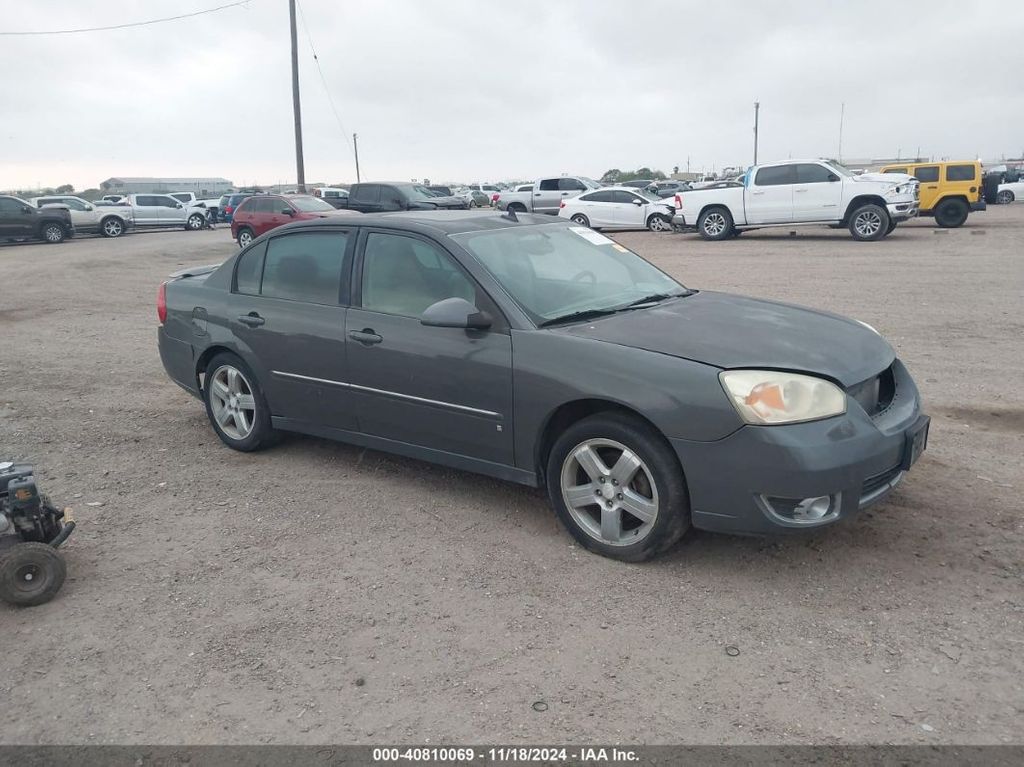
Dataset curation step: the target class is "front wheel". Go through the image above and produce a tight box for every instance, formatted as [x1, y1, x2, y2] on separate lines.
[187, 213, 206, 230]
[546, 413, 690, 562]
[647, 213, 672, 232]
[100, 216, 125, 238]
[885, 219, 898, 235]
[848, 204, 890, 241]
[0, 542, 67, 607]
[41, 223, 66, 243]
[934, 198, 968, 228]
[697, 207, 734, 240]
[996, 189, 1014, 204]
[203, 353, 277, 452]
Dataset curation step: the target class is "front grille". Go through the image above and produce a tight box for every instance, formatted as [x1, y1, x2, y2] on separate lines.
[862, 465, 902, 497]
[848, 365, 896, 417]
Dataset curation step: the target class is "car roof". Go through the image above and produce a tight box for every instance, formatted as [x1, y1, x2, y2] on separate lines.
[270, 210, 565, 236]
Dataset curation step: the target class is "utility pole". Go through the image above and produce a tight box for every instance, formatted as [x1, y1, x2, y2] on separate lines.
[753, 101, 760, 165]
[353, 133, 361, 182]
[288, 0, 306, 193]
[838, 102, 845, 162]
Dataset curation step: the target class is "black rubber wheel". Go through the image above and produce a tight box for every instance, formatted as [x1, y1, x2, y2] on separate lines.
[847, 203, 890, 241]
[697, 206, 734, 240]
[100, 216, 125, 238]
[236, 227, 255, 248]
[203, 352, 277, 452]
[41, 222, 66, 244]
[0, 542, 67, 607]
[934, 198, 969, 228]
[646, 213, 672, 232]
[996, 190, 1014, 204]
[570, 214, 590, 228]
[885, 219, 898, 235]
[545, 412, 690, 562]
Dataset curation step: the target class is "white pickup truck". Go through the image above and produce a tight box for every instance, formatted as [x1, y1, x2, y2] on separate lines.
[495, 176, 600, 215]
[673, 159, 919, 241]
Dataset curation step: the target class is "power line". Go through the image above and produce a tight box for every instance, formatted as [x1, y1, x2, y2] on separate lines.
[0, 1, 251, 36]
[295, 0, 359, 173]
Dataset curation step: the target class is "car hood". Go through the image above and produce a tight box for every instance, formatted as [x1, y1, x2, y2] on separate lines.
[299, 209, 360, 219]
[853, 172, 913, 186]
[557, 291, 894, 387]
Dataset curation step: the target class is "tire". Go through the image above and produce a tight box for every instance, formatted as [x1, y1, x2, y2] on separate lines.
[570, 214, 590, 228]
[203, 352, 276, 452]
[236, 227, 255, 248]
[0, 542, 67, 607]
[996, 189, 1014, 204]
[546, 412, 690, 562]
[41, 222, 65, 244]
[187, 213, 206, 231]
[934, 198, 968, 228]
[697, 207, 734, 240]
[100, 216, 124, 238]
[885, 219, 898, 235]
[646, 213, 672, 232]
[847, 203, 890, 241]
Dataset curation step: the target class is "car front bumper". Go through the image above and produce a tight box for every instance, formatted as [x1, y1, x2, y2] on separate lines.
[886, 201, 919, 222]
[671, 359, 927, 535]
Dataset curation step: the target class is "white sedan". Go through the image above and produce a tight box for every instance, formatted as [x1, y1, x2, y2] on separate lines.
[996, 179, 1024, 204]
[558, 186, 675, 232]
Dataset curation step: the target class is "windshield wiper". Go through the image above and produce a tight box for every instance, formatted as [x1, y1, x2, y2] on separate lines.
[538, 308, 623, 327]
[622, 290, 692, 308]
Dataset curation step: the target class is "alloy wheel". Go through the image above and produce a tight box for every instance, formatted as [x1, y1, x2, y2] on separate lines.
[560, 438, 659, 546]
[703, 213, 726, 237]
[238, 231, 253, 248]
[209, 365, 257, 440]
[854, 210, 882, 237]
[44, 225, 63, 242]
[103, 219, 123, 237]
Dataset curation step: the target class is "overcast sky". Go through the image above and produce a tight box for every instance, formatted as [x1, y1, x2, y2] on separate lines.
[3, 0, 1023, 191]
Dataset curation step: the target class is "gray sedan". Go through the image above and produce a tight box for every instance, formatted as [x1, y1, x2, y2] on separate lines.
[157, 211, 929, 561]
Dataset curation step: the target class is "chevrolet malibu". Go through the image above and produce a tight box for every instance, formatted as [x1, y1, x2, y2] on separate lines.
[157, 211, 929, 561]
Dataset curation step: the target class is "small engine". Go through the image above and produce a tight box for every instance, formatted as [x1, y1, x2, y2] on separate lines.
[0, 461, 75, 606]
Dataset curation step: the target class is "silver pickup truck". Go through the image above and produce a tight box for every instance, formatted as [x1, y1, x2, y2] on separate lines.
[495, 176, 600, 215]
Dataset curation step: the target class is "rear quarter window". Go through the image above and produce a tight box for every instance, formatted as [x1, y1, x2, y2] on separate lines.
[913, 167, 940, 183]
[234, 242, 266, 295]
[946, 164, 976, 182]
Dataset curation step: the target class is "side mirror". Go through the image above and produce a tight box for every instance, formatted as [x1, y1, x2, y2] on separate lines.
[175, 203, 183, 208]
[21, 207, 33, 214]
[828, 174, 839, 182]
[282, 208, 295, 216]
[85, 204, 94, 211]
[632, 199, 644, 205]
[421, 297, 492, 330]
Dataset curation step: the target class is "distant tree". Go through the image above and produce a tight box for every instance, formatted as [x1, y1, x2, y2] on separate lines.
[56, 184, 75, 194]
[601, 168, 622, 183]
[79, 188, 102, 201]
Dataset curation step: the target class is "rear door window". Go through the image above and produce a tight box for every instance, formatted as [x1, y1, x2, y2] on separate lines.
[913, 166, 940, 183]
[260, 231, 350, 305]
[946, 164, 976, 182]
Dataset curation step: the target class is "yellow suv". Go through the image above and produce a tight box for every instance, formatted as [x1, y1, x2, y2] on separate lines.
[878, 161, 985, 227]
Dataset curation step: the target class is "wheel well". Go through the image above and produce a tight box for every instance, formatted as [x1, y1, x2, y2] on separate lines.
[935, 195, 969, 208]
[534, 399, 667, 484]
[697, 203, 731, 223]
[841, 195, 888, 223]
[507, 202, 527, 212]
[194, 345, 234, 391]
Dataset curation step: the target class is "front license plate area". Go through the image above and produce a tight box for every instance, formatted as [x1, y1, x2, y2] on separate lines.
[901, 415, 930, 471]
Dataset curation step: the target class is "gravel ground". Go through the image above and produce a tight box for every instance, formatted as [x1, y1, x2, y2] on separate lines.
[1, 208, 1022, 745]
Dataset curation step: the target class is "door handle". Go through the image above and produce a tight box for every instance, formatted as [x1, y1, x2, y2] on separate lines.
[237, 312, 265, 327]
[349, 329, 383, 345]
[794, 188, 808, 193]
[751, 190, 765, 195]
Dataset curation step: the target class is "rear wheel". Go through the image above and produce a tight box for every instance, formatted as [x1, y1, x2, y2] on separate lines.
[546, 412, 690, 562]
[697, 207, 733, 240]
[0, 543, 66, 607]
[647, 213, 672, 232]
[100, 216, 125, 238]
[41, 223, 65, 243]
[848, 203, 889, 241]
[996, 189, 1014, 204]
[570, 213, 591, 228]
[934, 198, 968, 228]
[237, 227, 255, 248]
[203, 353, 277, 452]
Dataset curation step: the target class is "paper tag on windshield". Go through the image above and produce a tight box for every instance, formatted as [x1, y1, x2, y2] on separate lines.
[569, 227, 615, 246]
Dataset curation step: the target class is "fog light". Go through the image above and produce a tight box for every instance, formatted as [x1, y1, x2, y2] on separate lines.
[760, 493, 841, 526]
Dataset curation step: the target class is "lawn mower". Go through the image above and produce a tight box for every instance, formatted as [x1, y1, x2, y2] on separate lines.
[0, 461, 75, 607]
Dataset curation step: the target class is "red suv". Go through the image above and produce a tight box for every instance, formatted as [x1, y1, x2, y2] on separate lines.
[231, 194, 358, 247]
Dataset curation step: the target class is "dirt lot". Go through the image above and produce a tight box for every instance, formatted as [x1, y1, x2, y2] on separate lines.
[1, 208, 1022, 746]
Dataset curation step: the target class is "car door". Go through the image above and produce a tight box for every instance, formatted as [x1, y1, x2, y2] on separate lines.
[610, 190, 648, 228]
[257, 197, 291, 235]
[345, 229, 514, 464]
[533, 178, 565, 215]
[792, 163, 844, 221]
[747, 165, 795, 224]
[224, 228, 358, 430]
[349, 184, 381, 213]
[571, 190, 609, 227]
[132, 195, 159, 225]
[0, 197, 34, 237]
[912, 166, 941, 211]
[154, 195, 186, 225]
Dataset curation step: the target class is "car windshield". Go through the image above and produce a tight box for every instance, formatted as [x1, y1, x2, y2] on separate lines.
[399, 184, 438, 201]
[288, 195, 335, 212]
[451, 224, 688, 326]
[824, 160, 854, 178]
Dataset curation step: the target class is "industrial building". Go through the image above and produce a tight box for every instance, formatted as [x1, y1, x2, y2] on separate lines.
[99, 177, 234, 195]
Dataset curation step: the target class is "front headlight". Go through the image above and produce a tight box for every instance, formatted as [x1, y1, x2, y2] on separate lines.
[719, 370, 846, 425]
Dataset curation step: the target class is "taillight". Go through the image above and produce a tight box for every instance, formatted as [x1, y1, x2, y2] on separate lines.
[559, 201, 566, 208]
[674, 193, 682, 207]
[225, 206, 234, 214]
[157, 281, 167, 324]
